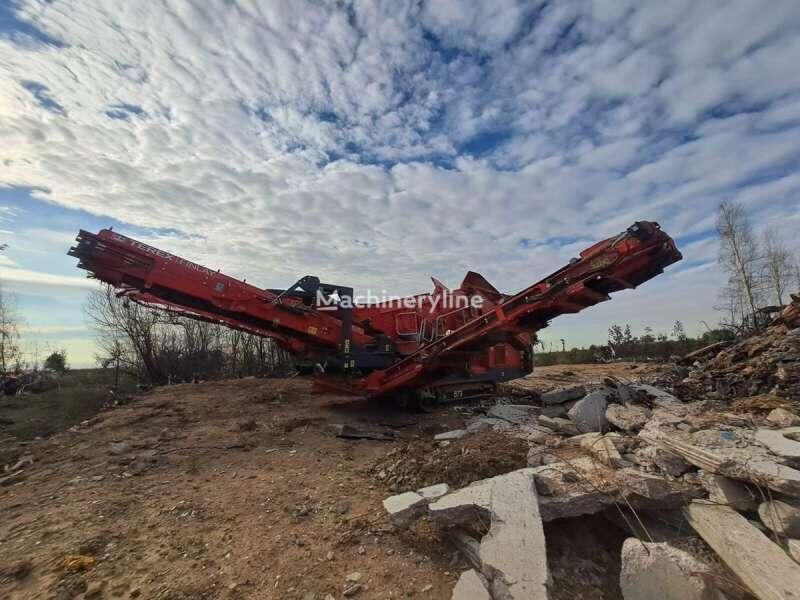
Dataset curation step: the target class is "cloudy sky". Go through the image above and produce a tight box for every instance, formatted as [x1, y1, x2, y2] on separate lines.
[1, 0, 799, 367]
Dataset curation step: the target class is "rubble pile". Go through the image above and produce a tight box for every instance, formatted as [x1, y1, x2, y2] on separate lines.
[378, 305, 800, 598]
[675, 293, 800, 402]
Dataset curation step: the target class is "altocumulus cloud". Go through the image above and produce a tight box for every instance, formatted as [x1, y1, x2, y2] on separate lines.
[1, 0, 800, 347]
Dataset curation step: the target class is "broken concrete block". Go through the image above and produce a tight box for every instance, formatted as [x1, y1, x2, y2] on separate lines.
[527, 445, 549, 467]
[449, 529, 482, 571]
[618, 468, 700, 507]
[685, 501, 800, 600]
[466, 417, 510, 434]
[539, 401, 576, 418]
[629, 384, 681, 407]
[487, 404, 539, 425]
[529, 457, 699, 521]
[654, 436, 800, 497]
[519, 425, 556, 444]
[606, 404, 651, 432]
[567, 391, 609, 433]
[620, 538, 722, 600]
[537, 415, 580, 436]
[759, 499, 800, 537]
[700, 473, 758, 511]
[429, 469, 550, 599]
[417, 483, 449, 501]
[383, 491, 427, 528]
[577, 433, 625, 468]
[634, 445, 692, 477]
[755, 427, 800, 459]
[767, 408, 800, 428]
[451, 569, 491, 600]
[782, 538, 800, 564]
[540, 385, 585, 406]
[435, 429, 468, 441]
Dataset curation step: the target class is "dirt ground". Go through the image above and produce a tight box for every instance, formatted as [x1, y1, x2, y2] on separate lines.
[0, 363, 659, 600]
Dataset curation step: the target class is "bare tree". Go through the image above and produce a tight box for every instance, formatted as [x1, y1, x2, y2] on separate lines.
[85, 285, 165, 382]
[85, 284, 292, 383]
[762, 229, 793, 306]
[794, 252, 800, 293]
[0, 284, 21, 372]
[716, 201, 763, 330]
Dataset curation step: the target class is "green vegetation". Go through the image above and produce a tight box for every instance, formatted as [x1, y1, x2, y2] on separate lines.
[0, 368, 137, 440]
[43, 349, 68, 373]
[535, 321, 734, 366]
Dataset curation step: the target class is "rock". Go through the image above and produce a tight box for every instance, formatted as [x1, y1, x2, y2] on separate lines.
[109, 441, 132, 455]
[333, 424, 393, 440]
[619, 538, 723, 600]
[343, 583, 361, 596]
[383, 491, 427, 528]
[767, 408, 800, 428]
[606, 404, 651, 432]
[435, 429, 468, 441]
[487, 404, 539, 425]
[540, 386, 586, 406]
[755, 427, 800, 459]
[451, 569, 491, 600]
[759, 499, 800, 537]
[700, 473, 758, 511]
[417, 483, 449, 501]
[429, 469, 550, 599]
[466, 418, 510, 434]
[567, 391, 609, 433]
[9, 454, 34, 471]
[346, 572, 363, 583]
[537, 416, 580, 436]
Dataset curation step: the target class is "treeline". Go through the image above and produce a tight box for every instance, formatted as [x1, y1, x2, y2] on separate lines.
[535, 321, 733, 366]
[85, 286, 294, 385]
[717, 200, 800, 334]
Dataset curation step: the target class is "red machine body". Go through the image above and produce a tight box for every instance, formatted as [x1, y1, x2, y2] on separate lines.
[69, 221, 681, 404]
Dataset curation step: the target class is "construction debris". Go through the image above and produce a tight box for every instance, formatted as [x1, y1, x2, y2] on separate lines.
[486, 404, 539, 425]
[675, 293, 800, 401]
[685, 501, 800, 600]
[566, 390, 610, 433]
[382, 491, 428, 528]
[429, 468, 550, 600]
[619, 538, 724, 600]
[435, 429, 468, 441]
[755, 426, 800, 459]
[539, 385, 585, 406]
[758, 499, 800, 537]
[606, 404, 651, 432]
[700, 472, 758, 511]
[766, 408, 800, 428]
[451, 569, 491, 600]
